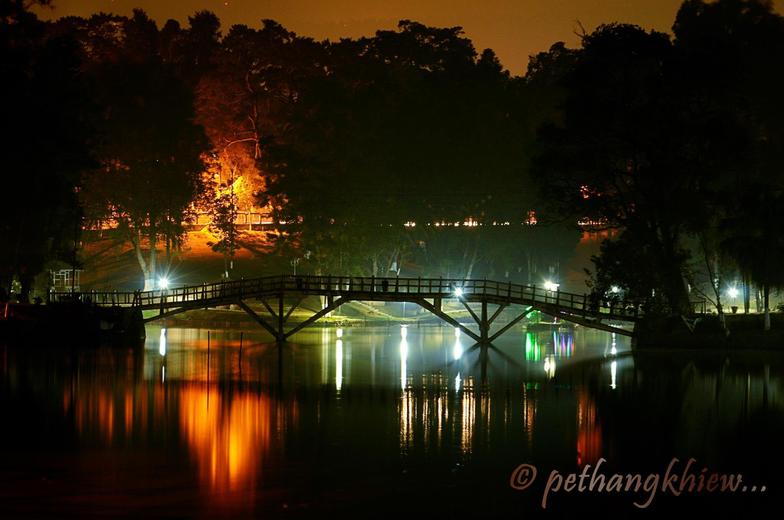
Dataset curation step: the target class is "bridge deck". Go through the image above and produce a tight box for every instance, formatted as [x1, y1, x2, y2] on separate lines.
[50, 275, 640, 324]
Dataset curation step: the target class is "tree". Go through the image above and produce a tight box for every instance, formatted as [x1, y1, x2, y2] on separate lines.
[83, 59, 208, 290]
[262, 20, 536, 277]
[534, 23, 743, 315]
[674, 0, 784, 328]
[0, 0, 94, 300]
[203, 172, 240, 279]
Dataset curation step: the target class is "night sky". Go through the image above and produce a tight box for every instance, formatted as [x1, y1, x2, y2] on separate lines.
[36, 0, 784, 75]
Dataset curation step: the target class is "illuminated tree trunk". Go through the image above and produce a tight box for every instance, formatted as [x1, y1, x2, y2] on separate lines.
[148, 232, 157, 291]
[133, 227, 158, 291]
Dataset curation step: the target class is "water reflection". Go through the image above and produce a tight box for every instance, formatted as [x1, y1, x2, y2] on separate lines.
[159, 327, 167, 357]
[453, 327, 463, 360]
[179, 386, 283, 507]
[2, 325, 783, 516]
[576, 390, 602, 466]
[336, 335, 343, 392]
[400, 326, 408, 391]
[544, 355, 556, 379]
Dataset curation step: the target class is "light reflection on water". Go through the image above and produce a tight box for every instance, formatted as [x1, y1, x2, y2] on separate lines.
[2, 324, 784, 515]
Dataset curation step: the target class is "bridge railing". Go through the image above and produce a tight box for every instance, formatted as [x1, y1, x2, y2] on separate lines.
[49, 275, 642, 320]
[48, 290, 138, 306]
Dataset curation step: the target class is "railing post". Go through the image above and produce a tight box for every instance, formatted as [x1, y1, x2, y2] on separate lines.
[582, 294, 588, 318]
[555, 289, 560, 307]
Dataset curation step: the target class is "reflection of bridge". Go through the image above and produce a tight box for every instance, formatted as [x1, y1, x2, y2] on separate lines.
[50, 275, 639, 343]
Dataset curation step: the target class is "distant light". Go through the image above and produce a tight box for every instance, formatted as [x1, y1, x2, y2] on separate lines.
[610, 285, 621, 294]
[400, 325, 407, 339]
[544, 280, 559, 292]
[158, 277, 169, 290]
[336, 327, 343, 338]
[727, 287, 739, 299]
[454, 287, 464, 298]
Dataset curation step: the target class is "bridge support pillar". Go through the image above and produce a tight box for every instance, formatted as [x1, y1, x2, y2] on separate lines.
[479, 301, 489, 343]
[277, 293, 285, 343]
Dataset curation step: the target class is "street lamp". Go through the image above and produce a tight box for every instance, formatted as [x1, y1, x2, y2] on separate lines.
[727, 286, 740, 314]
[454, 287, 464, 298]
[544, 280, 559, 292]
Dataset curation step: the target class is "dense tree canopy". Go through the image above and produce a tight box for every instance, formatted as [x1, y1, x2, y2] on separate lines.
[5, 0, 784, 317]
[534, 0, 784, 322]
[0, 0, 94, 300]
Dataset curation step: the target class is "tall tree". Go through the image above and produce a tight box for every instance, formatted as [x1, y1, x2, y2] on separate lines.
[55, 10, 212, 290]
[675, 0, 784, 328]
[534, 23, 741, 314]
[83, 60, 208, 290]
[0, 0, 94, 300]
[262, 21, 536, 277]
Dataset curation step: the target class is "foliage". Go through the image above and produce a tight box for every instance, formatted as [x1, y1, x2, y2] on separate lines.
[0, 1, 94, 300]
[74, 13, 209, 290]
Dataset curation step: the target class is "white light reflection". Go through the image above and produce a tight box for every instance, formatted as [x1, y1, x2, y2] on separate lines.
[321, 328, 330, 385]
[611, 332, 617, 356]
[453, 328, 463, 360]
[455, 372, 462, 393]
[610, 360, 617, 390]
[400, 335, 408, 391]
[161, 365, 166, 383]
[159, 328, 167, 356]
[544, 355, 556, 379]
[336, 338, 343, 391]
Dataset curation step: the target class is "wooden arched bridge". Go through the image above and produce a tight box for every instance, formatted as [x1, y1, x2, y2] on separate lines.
[49, 275, 640, 343]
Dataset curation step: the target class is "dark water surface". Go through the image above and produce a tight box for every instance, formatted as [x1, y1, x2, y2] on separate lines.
[1, 324, 783, 518]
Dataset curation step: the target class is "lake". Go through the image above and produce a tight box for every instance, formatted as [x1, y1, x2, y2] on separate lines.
[1, 324, 782, 517]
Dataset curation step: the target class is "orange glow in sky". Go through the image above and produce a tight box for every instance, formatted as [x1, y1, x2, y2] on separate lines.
[37, 0, 782, 75]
